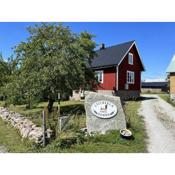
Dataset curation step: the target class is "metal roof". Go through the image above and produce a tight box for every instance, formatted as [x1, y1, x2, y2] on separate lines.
[166, 55, 175, 73]
[142, 81, 168, 88]
[91, 40, 135, 68]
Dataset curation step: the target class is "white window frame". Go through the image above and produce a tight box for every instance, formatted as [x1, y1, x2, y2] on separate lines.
[128, 52, 133, 65]
[95, 70, 104, 83]
[127, 71, 135, 84]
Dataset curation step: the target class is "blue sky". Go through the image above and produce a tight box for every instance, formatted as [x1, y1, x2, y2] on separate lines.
[0, 22, 175, 80]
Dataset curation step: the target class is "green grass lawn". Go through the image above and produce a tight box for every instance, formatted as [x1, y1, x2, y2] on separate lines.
[0, 100, 147, 153]
[42, 100, 147, 153]
[0, 101, 5, 107]
[0, 100, 84, 127]
[159, 94, 175, 107]
[0, 118, 39, 153]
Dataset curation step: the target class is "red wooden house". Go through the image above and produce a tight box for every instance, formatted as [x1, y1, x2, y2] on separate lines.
[91, 40, 145, 99]
[72, 40, 145, 100]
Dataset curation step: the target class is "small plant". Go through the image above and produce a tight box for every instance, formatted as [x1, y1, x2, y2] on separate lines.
[126, 115, 131, 128]
[58, 137, 77, 149]
[76, 132, 86, 144]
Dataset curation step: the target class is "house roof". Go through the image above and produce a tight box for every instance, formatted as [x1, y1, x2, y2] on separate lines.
[142, 81, 168, 88]
[166, 55, 175, 73]
[91, 40, 137, 69]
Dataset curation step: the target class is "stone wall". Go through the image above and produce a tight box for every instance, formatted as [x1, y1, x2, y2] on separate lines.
[0, 107, 52, 144]
[97, 90, 140, 100]
[71, 90, 116, 100]
[96, 90, 114, 96]
[70, 90, 81, 101]
[71, 89, 140, 101]
[116, 90, 140, 100]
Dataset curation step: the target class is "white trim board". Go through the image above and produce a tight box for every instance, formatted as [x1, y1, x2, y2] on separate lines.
[116, 65, 119, 90]
[95, 70, 104, 83]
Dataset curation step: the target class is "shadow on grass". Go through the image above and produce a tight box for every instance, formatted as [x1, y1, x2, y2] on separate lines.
[124, 96, 157, 102]
[61, 104, 85, 115]
[137, 96, 157, 101]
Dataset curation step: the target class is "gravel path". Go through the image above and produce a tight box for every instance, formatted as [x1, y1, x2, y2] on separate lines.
[139, 94, 175, 153]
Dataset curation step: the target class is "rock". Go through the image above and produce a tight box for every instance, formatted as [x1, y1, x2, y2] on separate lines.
[85, 91, 126, 134]
[46, 129, 53, 138]
[21, 126, 32, 138]
[80, 127, 87, 132]
[59, 116, 69, 131]
[0, 146, 7, 153]
[0, 107, 52, 144]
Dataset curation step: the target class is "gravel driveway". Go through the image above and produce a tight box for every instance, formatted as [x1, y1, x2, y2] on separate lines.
[139, 94, 175, 153]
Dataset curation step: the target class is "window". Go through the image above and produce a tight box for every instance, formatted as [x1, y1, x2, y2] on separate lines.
[95, 70, 104, 83]
[127, 71, 135, 84]
[128, 53, 133, 65]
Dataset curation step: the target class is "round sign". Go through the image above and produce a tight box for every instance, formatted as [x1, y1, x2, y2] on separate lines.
[91, 100, 118, 119]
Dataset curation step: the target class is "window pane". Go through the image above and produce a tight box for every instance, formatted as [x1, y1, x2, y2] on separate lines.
[127, 71, 134, 84]
[99, 72, 102, 81]
[128, 53, 133, 64]
[95, 71, 103, 83]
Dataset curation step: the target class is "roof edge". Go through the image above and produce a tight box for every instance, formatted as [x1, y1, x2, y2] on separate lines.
[118, 41, 145, 71]
[92, 64, 117, 70]
[95, 40, 135, 52]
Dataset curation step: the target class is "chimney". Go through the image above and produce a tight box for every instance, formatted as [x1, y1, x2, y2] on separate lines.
[100, 43, 105, 50]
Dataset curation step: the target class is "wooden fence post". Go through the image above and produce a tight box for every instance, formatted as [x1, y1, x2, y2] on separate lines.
[59, 117, 62, 132]
[58, 93, 61, 133]
[42, 110, 46, 147]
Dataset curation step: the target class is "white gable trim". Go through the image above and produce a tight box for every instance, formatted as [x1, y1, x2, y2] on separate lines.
[116, 65, 119, 90]
[134, 43, 146, 71]
[117, 41, 145, 71]
[117, 42, 135, 66]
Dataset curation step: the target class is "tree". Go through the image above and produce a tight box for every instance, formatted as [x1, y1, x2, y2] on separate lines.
[0, 54, 16, 100]
[9, 23, 97, 111]
[0, 55, 20, 103]
[0, 54, 8, 86]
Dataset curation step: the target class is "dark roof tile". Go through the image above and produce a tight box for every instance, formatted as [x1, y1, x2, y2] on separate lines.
[91, 40, 135, 68]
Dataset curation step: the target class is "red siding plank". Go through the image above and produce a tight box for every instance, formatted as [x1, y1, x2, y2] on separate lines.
[118, 45, 142, 91]
[95, 67, 116, 90]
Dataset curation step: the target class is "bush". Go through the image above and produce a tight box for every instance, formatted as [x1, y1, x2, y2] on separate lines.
[58, 137, 77, 149]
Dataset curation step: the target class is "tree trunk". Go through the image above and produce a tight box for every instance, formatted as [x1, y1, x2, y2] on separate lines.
[47, 98, 54, 113]
[27, 95, 32, 109]
[28, 99, 32, 109]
